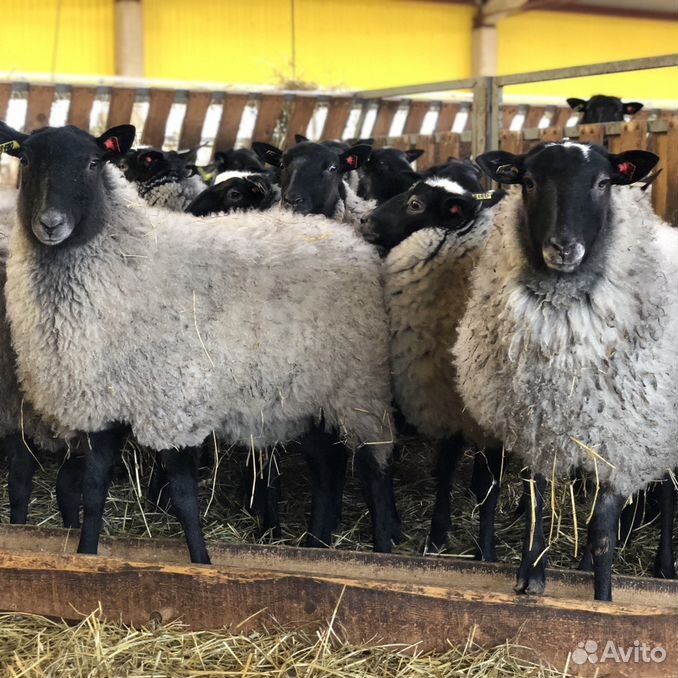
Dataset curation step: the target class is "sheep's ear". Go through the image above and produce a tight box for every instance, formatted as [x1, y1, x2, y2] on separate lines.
[0, 121, 27, 157]
[252, 142, 283, 167]
[185, 185, 222, 217]
[406, 149, 424, 162]
[609, 150, 658, 185]
[443, 194, 475, 224]
[400, 169, 421, 184]
[472, 189, 506, 208]
[357, 137, 374, 146]
[294, 134, 309, 144]
[138, 149, 164, 166]
[245, 174, 270, 195]
[623, 101, 643, 115]
[339, 144, 371, 172]
[476, 150, 524, 184]
[97, 125, 135, 158]
[567, 97, 587, 112]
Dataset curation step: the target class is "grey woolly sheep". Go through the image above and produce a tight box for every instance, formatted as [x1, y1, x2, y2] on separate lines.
[364, 175, 505, 559]
[454, 142, 676, 600]
[2, 123, 397, 565]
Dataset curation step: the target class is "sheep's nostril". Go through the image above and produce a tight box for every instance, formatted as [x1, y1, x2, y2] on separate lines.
[284, 195, 304, 208]
[39, 215, 64, 234]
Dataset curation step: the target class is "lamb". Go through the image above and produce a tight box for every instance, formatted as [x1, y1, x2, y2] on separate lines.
[253, 140, 375, 225]
[120, 146, 205, 211]
[214, 147, 267, 173]
[1, 122, 398, 564]
[186, 172, 279, 216]
[362, 171, 505, 559]
[566, 95, 643, 123]
[358, 147, 423, 204]
[454, 141, 676, 600]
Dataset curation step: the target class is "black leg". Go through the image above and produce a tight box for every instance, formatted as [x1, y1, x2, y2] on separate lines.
[329, 444, 349, 533]
[356, 446, 399, 553]
[429, 433, 464, 549]
[577, 543, 594, 572]
[515, 472, 547, 595]
[56, 451, 84, 528]
[588, 488, 625, 601]
[159, 447, 210, 564]
[78, 426, 127, 555]
[5, 433, 36, 525]
[472, 444, 502, 562]
[654, 476, 676, 579]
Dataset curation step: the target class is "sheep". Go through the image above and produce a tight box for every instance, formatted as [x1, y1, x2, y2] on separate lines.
[361, 171, 506, 558]
[120, 146, 205, 211]
[358, 147, 423, 204]
[252, 140, 375, 225]
[214, 148, 267, 173]
[454, 141, 675, 600]
[1, 122, 398, 564]
[186, 172, 279, 216]
[566, 95, 643, 124]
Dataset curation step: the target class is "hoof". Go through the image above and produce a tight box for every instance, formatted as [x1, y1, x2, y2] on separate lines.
[515, 560, 546, 595]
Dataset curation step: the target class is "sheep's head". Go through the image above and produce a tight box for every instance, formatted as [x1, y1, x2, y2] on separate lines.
[477, 143, 658, 274]
[120, 147, 196, 184]
[253, 140, 370, 217]
[186, 174, 275, 216]
[567, 95, 643, 124]
[363, 177, 504, 253]
[359, 147, 423, 204]
[214, 148, 266, 173]
[0, 122, 135, 247]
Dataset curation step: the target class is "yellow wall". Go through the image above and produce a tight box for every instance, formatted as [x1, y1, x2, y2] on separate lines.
[143, 0, 474, 89]
[0, 0, 114, 76]
[498, 11, 678, 102]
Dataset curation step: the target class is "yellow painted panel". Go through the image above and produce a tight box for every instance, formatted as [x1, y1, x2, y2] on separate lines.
[0, 0, 114, 76]
[498, 11, 678, 103]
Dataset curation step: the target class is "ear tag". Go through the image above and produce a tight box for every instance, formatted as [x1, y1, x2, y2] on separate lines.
[626, 105, 635, 113]
[0, 140, 20, 154]
[144, 155, 154, 164]
[618, 161, 636, 180]
[251, 185, 262, 194]
[575, 104, 585, 112]
[345, 154, 357, 168]
[450, 205, 461, 215]
[103, 136, 121, 153]
[472, 191, 494, 201]
[496, 163, 519, 177]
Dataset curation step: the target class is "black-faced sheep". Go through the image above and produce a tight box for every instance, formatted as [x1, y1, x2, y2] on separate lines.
[566, 95, 643, 124]
[186, 172, 278, 217]
[358, 147, 423, 204]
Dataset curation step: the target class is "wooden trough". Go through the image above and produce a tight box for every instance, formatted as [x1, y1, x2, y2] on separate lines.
[0, 525, 675, 677]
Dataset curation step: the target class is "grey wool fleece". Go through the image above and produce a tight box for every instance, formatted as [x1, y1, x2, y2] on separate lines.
[454, 187, 678, 497]
[6, 167, 394, 464]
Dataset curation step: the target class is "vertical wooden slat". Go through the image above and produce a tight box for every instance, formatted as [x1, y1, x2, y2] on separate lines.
[554, 107, 574, 127]
[577, 124, 605, 145]
[179, 91, 212, 149]
[251, 94, 284, 144]
[106, 88, 136, 128]
[607, 120, 647, 154]
[540, 126, 565, 144]
[141, 89, 176, 147]
[499, 130, 525, 155]
[67, 86, 97, 131]
[412, 134, 435, 169]
[213, 93, 249, 153]
[25, 85, 55, 132]
[0, 83, 13, 122]
[501, 105, 519, 130]
[284, 96, 317, 146]
[403, 101, 430, 135]
[524, 106, 546, 129]
[371, 100, 400, 137]
[321, 96, 353, 140]
[649, 117, 678, 227]
[435, 103, 460, 133]
[436, 132, 461, 162]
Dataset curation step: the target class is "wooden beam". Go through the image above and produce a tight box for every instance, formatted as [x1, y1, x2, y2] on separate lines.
[25, 84, 55, 132]
[321, 96, 353, 140]
[141, 89, 175, 147]
[179, 91, 212, 150]
[251, 94, 284, 144]
[67, 86, 97, 131]
[284, 95, 317, 146]
[0, 83, 12, 122]
[213, 93, 249, 153]
[402, 101, 431, 135]
[106, 87, 136, 128]
[371, 100, 400, 137]
[436, 102, 460, 133]
[0, 526, 676, 677]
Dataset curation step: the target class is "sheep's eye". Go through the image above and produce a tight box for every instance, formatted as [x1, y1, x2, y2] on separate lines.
[227, 189, 242, 201]
[327, 165, 337, 174]
[408, 197, 424, 212]
[597, 178, 610, 190]
[89, 159, 99, 170]
[523, 177, 536, 191]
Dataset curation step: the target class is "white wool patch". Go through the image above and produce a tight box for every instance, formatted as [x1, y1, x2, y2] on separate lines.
[546, 141, 591, 159]
[214, 170, 256, 185]
[424, 177, 466, 195]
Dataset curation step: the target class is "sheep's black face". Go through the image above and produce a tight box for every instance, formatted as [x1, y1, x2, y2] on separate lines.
[567, 95, 643, 124]
[120, 147, 196, 184]
[422, 160, 483, 194]
[0, 122, 135, 247]
[215, 149, 265, 173]
[477, 143, 658, 275]
[186, 175, 275, 217]
[358, 148, 423, 204]
[365, 179, 499, 253]
[253, 141, 371, 218]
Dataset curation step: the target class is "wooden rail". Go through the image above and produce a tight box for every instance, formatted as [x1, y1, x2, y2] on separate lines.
[0, 525, 675, 678]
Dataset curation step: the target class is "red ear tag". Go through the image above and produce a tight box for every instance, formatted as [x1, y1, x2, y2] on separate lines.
[450, 205, 461, 215]
[346, 154, 357, 168]
[144, 155, 154, 164]
[618, 161, 636, 179]
[626, 105, 635, 113]
[103, 136, 121, 153]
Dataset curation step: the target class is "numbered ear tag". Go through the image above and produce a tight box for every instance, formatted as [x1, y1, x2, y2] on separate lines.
[472, 191, 494, 201]
[496, 164, 520, 177]
[0, 140, 21, 154]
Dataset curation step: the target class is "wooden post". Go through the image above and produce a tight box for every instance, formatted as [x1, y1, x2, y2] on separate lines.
[115, 0, 144, 78]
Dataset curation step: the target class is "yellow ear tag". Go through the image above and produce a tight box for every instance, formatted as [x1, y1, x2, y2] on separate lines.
[472, 191, 495, 201]
[496, 164, 519, 176]
[0, 140, 20, 154]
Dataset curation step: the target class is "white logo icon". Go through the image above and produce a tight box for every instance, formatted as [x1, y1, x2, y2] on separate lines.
[571, 640, 667, 665]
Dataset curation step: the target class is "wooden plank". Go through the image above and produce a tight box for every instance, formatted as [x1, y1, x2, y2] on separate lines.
[321, 96, 353, 140]
[371, 99, 400, 137]
[500, 130, 525, 155]
[106, 87, 136, 128]
[607, 120, 647, 154]
[141, 89, 176, 147]
[661, 118, 678, 227]
[66, 86, 97, 131]
[554, 106, 574, 127]
[213, 93, 249, 153]
[0, 527, 676, 678]
[179, 91, 212, 149]
[0, 83, 13, 122]
[501, 105, 519, 130]
[411, 135, 434, 169]
[436, 131, 461, 162]
[24, 84, 55, 132]
[540, 126, 565, 144]
[402, 101, 430, 135]
[435, 102, 459, 133]
[578, 123, 605, 145]
[283, 95, 317, 146]
[524, 105, 546, 129]
[251, 94, 284, 144]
